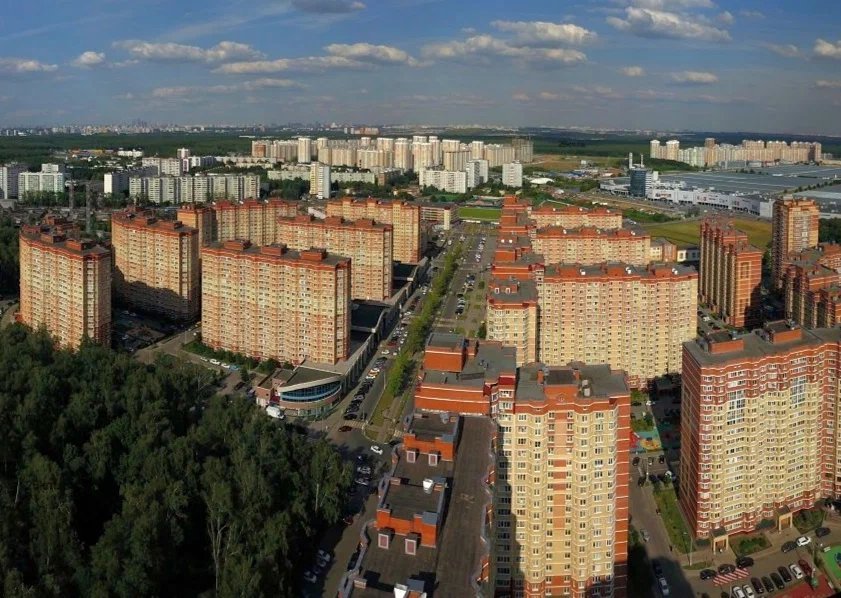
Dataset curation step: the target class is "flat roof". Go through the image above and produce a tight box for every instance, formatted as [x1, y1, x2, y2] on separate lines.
[488, 279, 537, 302]
[352, 301, 389, 331]
[685, 325, 841, 365]
[423, 341, 516, 387]
[407, 412, 459, 442]
[516, 363, 628, 402]
[427, 332, 465, 352]
[383, 480, 444, 522]
[351, 527, 438, 598]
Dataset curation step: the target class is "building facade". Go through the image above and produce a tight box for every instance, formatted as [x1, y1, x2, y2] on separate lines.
[201, 241, 350, 364]
[276, 214, 393, 301]
[486, 278, 538, 367]
[772, 197, 820, 289]
[529, 205, 623, 230]
[325, 197, 423, 263]
[502, 161, 523, 188]
[18, 217, 111, 349]
[309, 162, 331, 199]
[532, 227, 651, 267]
[111, 209, 200, 320]
[0, 163, 28, 199]
[699, 219, 763, 329]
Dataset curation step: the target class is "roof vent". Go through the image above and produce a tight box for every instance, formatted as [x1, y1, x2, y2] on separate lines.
[422, 479, 434, 494]
[580, 269, 586, 276]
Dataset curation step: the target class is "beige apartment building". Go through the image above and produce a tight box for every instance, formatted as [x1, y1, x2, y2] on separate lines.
[680, 322, 841, 546]
[486, 278, 538, 367]
[201, 240, 350, 364]
[18, 217, 111, 350]
[495, 363, 630, 598]
[325, 197, 423, 263]
[111, 209, 200, 320]
[699, 219, 763, 329]
[276, 214, 393, 301]
[772, 197, 820, 288]
[532, 227, 651, 267]
[537, 263, 697, 387]
[177, 199, 300, 247]
[528, 205, 623, 230]
[176, 204, 216, 246]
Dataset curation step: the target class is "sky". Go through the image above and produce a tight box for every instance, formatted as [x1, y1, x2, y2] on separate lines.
[2, 0, 841, 133]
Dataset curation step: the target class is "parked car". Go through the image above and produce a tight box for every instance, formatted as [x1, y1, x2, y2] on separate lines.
[658, 454, 665, 463]
[750, 577, 764, 595]
[789, 563, 804, 580]
[209, 358, 221, 365]
[718, 564, 736, 575]
[266, 405, 285, 419]
[770, 573, 785, 590]
[317, 549, 332, 565]
[657, 577, 669, 596]
[370, 445, 383, 455]
[781, 541, 797, 553]
[796, 535, 811, 547]
[736, 556, 754, 569]
[632, 457, 640, 466]
[652, 560, 663, 578]
[699, 569, 716, 581]
[343, 414, 358, 421]
[303, 570, 318, 584]
[640, 529, 650, 542]
[816, 526, 831, 538]
[354, 477, 370, 486]
[357, 465, 372, 475]
[731, 587, 745, 598]
[798, 559, 813, 577]
[761, 576, 774, 593]
[742, 585, 755, 598]
[777, 566, 792, 583]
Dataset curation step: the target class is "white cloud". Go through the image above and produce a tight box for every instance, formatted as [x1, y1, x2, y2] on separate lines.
[115, 40, 264, 63]
[512, 92, 531, 102]
[422, 34, 586, 65]
[631, 0, 715, 8]
[814, 39, 841, 60]
[764, 43, 801, 58]
[670, 70, 718, 84]
[152, 78, 304, 98]
[290, 0, 365, 13]
[71, 51, 106, 68]
[323, 43, 420, 66]
[490, 20, 597, 45]
[717, 11, 734, 25]
[816, 80, 841, 89]
[538, 91, 567, 100]
[620, 65, 645, 77]
[607, 7, 731, 42]
[0, 57, 58, 73]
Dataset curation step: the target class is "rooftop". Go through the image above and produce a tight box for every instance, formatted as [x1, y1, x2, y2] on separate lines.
[381, 477, 446, 522]
[543, 261, 696, 280]
[406, 412, 459, 443]
[427, 332, 465, 352]
[516, 363, 629, 403]
[423, 341, 516, 388]
[487, 279, 537, 303]
[686, 324, 841, 365]
[203, 241, 350, 266]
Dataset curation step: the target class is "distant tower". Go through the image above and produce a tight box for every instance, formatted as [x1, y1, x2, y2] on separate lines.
[628, 152, 633, 169]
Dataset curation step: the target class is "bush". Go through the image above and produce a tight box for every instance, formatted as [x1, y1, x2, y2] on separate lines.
[794, 508, 825, 533]
[732, 534, 770, 557]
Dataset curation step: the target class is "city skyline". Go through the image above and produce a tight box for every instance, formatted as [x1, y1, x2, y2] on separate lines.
[3, 1, 841, 133]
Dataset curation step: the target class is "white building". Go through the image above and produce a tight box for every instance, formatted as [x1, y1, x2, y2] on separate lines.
[297, 137, 312, 164]
[141, 157, 182, 176]
[0, 163, 28, 199]
[419, 169, 468, 194]
[128, 174, 260, 204]
[443, 149, 470, 172]
[309, 163, 331, 199]
[502, 161, 523, 188]
[394, 138, 413, 171]
[465, 159, 489, 188]
[104, 166, 158, 195]
[177, 148, 191, 159]
[19, 165, 66, 197]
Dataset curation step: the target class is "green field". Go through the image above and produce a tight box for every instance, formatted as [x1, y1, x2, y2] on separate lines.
[642, 218, 772, 249]
[458, 207, 501, 221]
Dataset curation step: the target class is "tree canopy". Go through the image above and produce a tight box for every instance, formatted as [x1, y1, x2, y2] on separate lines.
[0, 214, 18, 295]
[0, 324, 350, 597]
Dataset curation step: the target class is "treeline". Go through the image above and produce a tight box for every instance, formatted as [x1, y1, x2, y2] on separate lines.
[0, 214, 18, 295]
[0, 325, 351, 597]
[820, 218, 841, 244]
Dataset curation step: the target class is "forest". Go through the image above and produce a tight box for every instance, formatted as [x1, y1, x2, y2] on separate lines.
[0, 325, 351, 597]
[0, 215, 18, 295]
[819, 218, 841, 244]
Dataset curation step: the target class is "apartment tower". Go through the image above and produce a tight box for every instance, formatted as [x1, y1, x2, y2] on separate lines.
[325, 197, 423, 263]
[201, 241, 350, 364]
[486, 278, 538, 366]
[772, 197, 820, 289]
[699, 219, 763, 329]
[111, 209, 200, 320]
[18, 217, 111, 349]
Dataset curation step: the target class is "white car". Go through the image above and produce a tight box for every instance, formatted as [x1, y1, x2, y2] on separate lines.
[381, 349, 390, 355]
[266, 405, 285, 419]
[731, 587, 745, 598]
[370, 445, 383, 455]
[743, 584, 756, 598]
[658, 577, 669, 596]
[209, 358, 220, 366]
[790, 563, 804, 580]
[220, 362, 230, 369]
[303, 570, 317, 584]
[796, 535, 811, 547]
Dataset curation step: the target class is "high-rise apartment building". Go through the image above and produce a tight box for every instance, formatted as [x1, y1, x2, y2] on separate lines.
[276, 214, 393, 301]
[297, 136, 312, 163]
[699, 219, 763, 329]
[111, 209, 200, 320]
[781, 243, 841, 328]
[443, 149, 470, 172]
[502, 161, 523, 188]
[177, 199, 298, 247]
[486, 278, 538, 366]
[141, 157, 182, 176]
[309, 162, 331, 199]
[680, 322, 841, 547]
[418, 169, 468, 194]
[772, 197, 820, 288]
[18, 164, 66, 197]
[0, 162, 28, 199]
[325, 197, 423, 263]
[529, 205, 623, 230]
[176, 205, 217, 246]
[537, 263, 697, 387]
[18, 217, 111, 349]
[532, 227, 651, 267]
[201, 241, 350, 364]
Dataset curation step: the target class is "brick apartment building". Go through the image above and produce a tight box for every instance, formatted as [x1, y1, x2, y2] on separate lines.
[782, 243, 841, 328]
[486, 278, 538, 367]
[177, 198, 300, 247]
[680, 322, 841, 548]
[532, 226, 651, 267]
[276, 214, 393, 301]
[699, 218, 763, 329]
[111, 209, 200, 320]
[772, 197, 820, 289]
[18, 217, 111, 349]
[528, 204, 623, 230]
[201, 241, 350, 364]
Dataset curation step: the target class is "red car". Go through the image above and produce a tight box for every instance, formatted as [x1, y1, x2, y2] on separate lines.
[798, 559, 813, 577]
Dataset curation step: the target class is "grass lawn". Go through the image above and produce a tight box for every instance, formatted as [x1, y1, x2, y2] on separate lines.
[641, 218, 772, 249]
[458, 206, 501, 222]
[821, 546, 841, 587]
[652, 485, 693, 554]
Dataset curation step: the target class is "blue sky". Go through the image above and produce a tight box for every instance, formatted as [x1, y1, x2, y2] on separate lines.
[2, 0, 841, 133]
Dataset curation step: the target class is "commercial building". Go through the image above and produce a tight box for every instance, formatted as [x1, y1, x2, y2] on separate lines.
[309, 162, 331, 199]
[417, 202, 454, 230]
[201, 241, 350, 364]
[418, 168, 468, 194]
[486, 278, 538, 366]
[18, 164, 66, 197]
[502, 161, 523, 188]
[276, 214, 393, 301]
[18, 217, 111, 350]
[338, 412, 495, 598]
[532, 226, 651, 267]
[325, 197, 423, 264]
[680, 323, 841, 546]
[699, 219, 763, 329]
[0, 162, 27, 199]
[772, 197, 820, 288]
[111, 209, 200, 320]
[538, 263, 697, 387]
[628, 166, 652, 197]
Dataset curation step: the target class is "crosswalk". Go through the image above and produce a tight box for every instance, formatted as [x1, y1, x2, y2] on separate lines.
[714, 567, 749, 585]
